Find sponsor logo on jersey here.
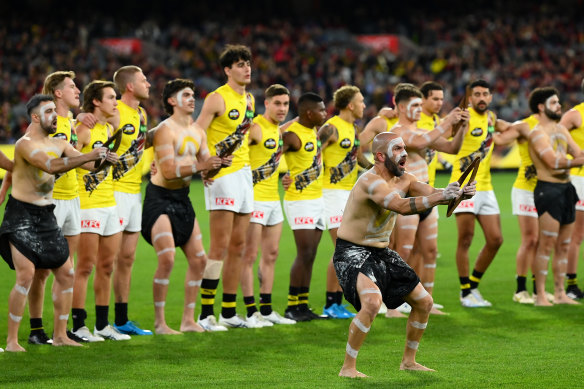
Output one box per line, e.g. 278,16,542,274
264,138,277,149
340,138,352,148
53,133,68,141
122,124,135,135
228,109,240,120
92,141,104,149
216,197,235,206
304,142,315,152
471,128,483,137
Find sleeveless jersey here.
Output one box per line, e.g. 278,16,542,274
206,84,255,179
76,122,116,209
384,115,398,131
51,115,78,200
112,100,147,194
250,115,282,202
284,122,322,201
513,115,539,191
417,111,440,187
569,103,584,177
322,116,359,190
450,107,495,191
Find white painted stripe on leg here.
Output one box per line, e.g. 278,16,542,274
15,285,29,296
352,317,370,333
187,303,196,309
542,230,558,237
153,232,173,243
59,314,69,321
423,282,434,288
413,289,429,301
187,280,202,287
9,313,22,322
423,263,436,269
156,248,175,256
62,287,73,294
154,278,170,285
406,340,419,350
411,321,427,329
425,234,438,240
154,301,166,307
195,250,206,257
346,342,359,358
359,288,381,295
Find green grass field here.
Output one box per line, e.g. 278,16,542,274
1,171,583,388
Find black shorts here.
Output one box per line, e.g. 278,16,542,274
333,238,420,311
534,180,578,225
0,196,69,270
141,183,196,247
419,207,433,222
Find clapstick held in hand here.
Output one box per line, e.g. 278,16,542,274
446,156,480,217
94,128,123,170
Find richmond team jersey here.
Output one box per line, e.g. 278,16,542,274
384,115,398,130
513,115,539,191
112,100,147,194
250,115,282,202
569,103,584,177
417,111,440,187
76,122,116,209
322,116,359,190
51,115,78,200
206,84,255,179
284,122,322,201
450,107,495,191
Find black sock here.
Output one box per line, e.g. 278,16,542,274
287,286,299,311
325,292,336,308
259,293,272,315
516,275,527,293
95,305,109,331
460,277,471,297
200,278,219,319
567,273,577,288
335,291,344,305
532,274,537,295
72,308,87,331
115,302,128,326
221,293,237,318
244,295,257,317
469,269,484,289
30,318,43,334
298,287,309,310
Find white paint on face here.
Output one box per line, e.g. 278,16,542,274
40,102,57,126
177,88,194,108
387,137,405,161
406,98,422,120
545,95,558,111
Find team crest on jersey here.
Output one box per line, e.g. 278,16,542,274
53,133,68,141
340,138,352,148
122,124,135,135
305,142,315,152
264,138,277,149
228,109,240,120
92,141,104,149
471,128,483,137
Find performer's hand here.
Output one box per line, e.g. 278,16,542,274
201,171,214,187
77,113,98,128
442,181,462,201
444,107,463,125
90,147,109,162
202,156,222,171
221,155,233,167
462,180,477,199
281,172,291,191
460,110,470,123
105,150,118,163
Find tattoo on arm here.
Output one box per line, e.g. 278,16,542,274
318,124,335,144
409,197,418,213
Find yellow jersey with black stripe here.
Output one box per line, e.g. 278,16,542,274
513,115,539,191
77,122,116,209
322,116,358,190
112,100,147,194
417,111,440,187
51,115,78,200
569,103,584,177
284,122,322,201
206,84,255,179
250,115,282,202
450,108,495,191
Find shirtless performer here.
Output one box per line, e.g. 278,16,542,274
142,79,223,334
0,94,111,351
527,87,584,306
333,132,476,377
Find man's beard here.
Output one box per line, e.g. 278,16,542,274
384,155,404,177
544,107,561,121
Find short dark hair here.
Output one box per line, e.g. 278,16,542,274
113,65,142,94
419,81,443,99
298,92,324,114
528,87,559,114
26,94,54,118
162,78,195,115
333,85,360,110
469,79,490,90
265,84,290,99
42,71,76,96
82,80,116,113
219,44,252,69
395,84,422,105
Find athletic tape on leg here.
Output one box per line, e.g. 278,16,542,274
154,278,170,285
187,280,202,287
352,317,370,333
9,313,22,322
410,321,427,329
406,340,419,350
203,259,223,279
153,232,173,243
346,342,359,358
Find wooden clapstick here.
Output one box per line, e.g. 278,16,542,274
450,87,470,137
94,128,123,170
446,156,480,217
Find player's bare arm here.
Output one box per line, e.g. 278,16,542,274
560,108,582,131
359,116,388,147
195,92,224,131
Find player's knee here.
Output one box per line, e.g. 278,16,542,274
75,264,94,279
487,234,503,249
157,255,175,274
34,269,51,282
264,247,279,265
414,295,434,315
457,233,474,249
360,294,382,318
97,259,115,277
525,235,538,250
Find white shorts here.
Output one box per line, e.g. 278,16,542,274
114,191,142,232
453,190,500,215
53,197,81,236
204,166,253,214
251,200,284,226
323,189,350,229
511,187,537,217
284,198,326,230
80,206,122,236
571,175,584,211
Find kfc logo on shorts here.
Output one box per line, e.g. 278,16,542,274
81,220,101,229
458,200,474,209
330,215,342,224
119,218,124,226
92,141,104,149
304,142,315,152
264,138,277,149
519,204,536,213
340,138,352,149
471,128,483,137
122,124,135,135
252,210,265,219
294,217,314,225
216,197,235,206
228,109,240,120
53,133,68,141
